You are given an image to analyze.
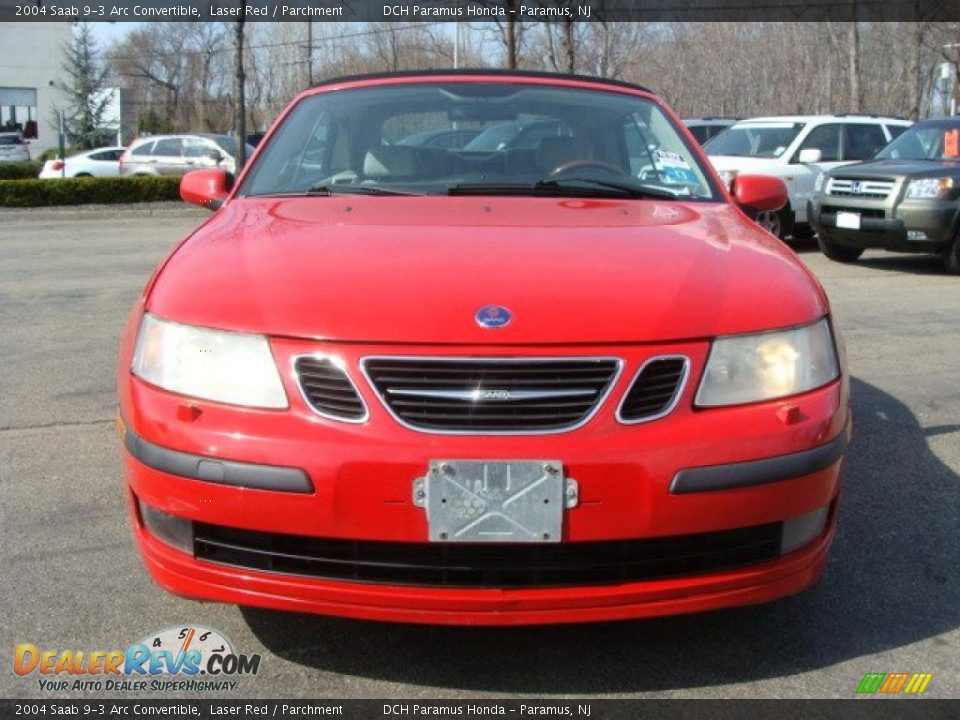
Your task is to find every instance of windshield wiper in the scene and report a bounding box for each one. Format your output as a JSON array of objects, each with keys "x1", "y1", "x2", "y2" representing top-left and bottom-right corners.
[
  {"x1": 447, "y1": 179, "x2": 682, "y2": 200},
  {"x1": 536, "y1": 177, "x2": 683, "y2": 200},
  {"x1": 244, "y1": 185, "x2": 419, "y2": 198},
  {"x1": 305, "y1": 184, "x2": 418, "y2": 196}
]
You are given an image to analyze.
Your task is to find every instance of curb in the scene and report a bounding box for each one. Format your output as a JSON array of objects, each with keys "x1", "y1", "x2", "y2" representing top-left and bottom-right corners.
[{"x1": 0, "y1": 202, "x2": 207, "y2": 223}]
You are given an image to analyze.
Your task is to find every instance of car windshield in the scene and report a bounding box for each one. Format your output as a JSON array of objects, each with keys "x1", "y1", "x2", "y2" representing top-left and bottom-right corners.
[
  {"x1": 239, "y1": 81, "x2": 720, "y2": 201},
  {"x1": 704, "y1": 122, "x2": 804, "y2": 158},
  {"x1": 874, "y1": 123, "x2": 960, "y2": 161}
]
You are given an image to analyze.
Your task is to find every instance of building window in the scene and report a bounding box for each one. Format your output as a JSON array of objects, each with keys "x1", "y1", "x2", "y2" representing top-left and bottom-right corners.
[{"x1": 0, "y1": 87, "x2": 39, "y2": 139}]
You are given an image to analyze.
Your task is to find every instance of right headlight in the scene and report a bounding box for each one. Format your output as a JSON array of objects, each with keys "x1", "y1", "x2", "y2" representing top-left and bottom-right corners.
[
  {"x1": 696, "y1": 318, "x2": 840, "y2": 407},
  {"x1": 131, "y1": 313, "x2": 288, "y2": 409},
  {"x1": 813, "y1": 172, "x2": 826, "y2": 193},
  {"x1": 905, "y1": 177, "x2": 954, "y2": 200}
]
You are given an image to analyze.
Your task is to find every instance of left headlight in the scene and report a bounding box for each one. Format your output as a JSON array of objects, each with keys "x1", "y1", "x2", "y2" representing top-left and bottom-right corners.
[
  {"x1": 131, "y1": 313, "x2": 288, "y2": 409},
  {"x1": 813, "y1": 172, "x2": 826, "y2": 193},
  {"x1": 905, "y1": 177, "x2": 955, "y2": 200},
  {"x1": 696, "y1": 318, "x2": 839, "y2": 407}
]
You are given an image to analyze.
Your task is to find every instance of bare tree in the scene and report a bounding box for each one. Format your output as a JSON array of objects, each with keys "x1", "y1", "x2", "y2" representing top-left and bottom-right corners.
[{"x1": 483, "y1": 2, "x2": 525, "y2": 69}]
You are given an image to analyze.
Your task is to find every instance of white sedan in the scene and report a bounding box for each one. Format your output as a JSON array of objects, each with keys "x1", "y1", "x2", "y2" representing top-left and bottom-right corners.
[{"x1": 39, "y1": 147, "x2": 125, "y2": 179}]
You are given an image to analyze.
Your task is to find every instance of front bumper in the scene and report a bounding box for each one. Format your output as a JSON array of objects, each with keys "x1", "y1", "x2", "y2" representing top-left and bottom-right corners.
[
  {"x1": 119, "y1": 338, "x2": 849, "y2": 625},
  {"x1": 809, "y1": 196, "x2": 958, "y2": 253},
  {"x1": 132, "y1": 501, "x2": 837, "y2": 625}
]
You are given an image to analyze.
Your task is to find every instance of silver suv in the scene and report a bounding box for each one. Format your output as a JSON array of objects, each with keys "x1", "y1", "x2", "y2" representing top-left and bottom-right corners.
[{"x1": 119, "y1": 134, "x2": 253, "y2": 176}]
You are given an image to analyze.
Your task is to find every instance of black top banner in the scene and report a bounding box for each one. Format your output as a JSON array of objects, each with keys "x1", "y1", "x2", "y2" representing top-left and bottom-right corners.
[{"x1": 2, "y1": 0, "x2": 960, "y2": 22}]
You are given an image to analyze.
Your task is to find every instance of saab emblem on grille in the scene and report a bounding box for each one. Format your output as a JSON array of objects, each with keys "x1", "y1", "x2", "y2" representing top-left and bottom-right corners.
[
  {"x1": 476, "y1": 304, "x2": 512, "y2": 329},
  {"x1": 476, "y1": 389, "x2": 512, "y2": 401}
]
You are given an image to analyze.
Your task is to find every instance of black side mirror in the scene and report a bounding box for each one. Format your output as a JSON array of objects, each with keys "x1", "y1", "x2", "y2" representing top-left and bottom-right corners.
[{"x1": 206, "y1": 149, "x2": 225, "y2": 163}]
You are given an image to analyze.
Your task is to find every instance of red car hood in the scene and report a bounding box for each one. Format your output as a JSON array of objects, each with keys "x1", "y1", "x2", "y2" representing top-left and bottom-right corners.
[{"x1": 148, "y1": 196, "x2": 827, "y2": 344}]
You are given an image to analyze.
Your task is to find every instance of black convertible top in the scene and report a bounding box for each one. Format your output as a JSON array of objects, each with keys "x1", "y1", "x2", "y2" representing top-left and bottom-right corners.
[{"x1": 311, "y1": 69, "x2": 655, "y2": 96}]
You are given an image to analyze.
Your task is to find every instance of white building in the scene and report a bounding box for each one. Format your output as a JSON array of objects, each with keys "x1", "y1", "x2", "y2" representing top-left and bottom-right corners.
[{"x1": 0, "y1": 22, "x2": 72, "y2": 155}]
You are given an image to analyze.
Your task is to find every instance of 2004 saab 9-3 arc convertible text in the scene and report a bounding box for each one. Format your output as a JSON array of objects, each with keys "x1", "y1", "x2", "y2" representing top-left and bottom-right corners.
[{"x1": 117, "y1": 71, "x2": 850, "y2": 626}]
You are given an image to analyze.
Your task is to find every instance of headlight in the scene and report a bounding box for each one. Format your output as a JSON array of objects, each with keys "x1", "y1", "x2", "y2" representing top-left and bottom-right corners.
[
  {"x1": 131, "y1": 313, "x2": 287, "y2": 409},
  {"x1": 905, "y1": 177, "x2": 955, "y2": 200},
  {"x1": 696, "y1": 318, "x2": 839, "y2": 407},
  {"x1": 813, "y1": 172, "x2": 826, "y2": 193},
  {"x1": 717, "y1": 169, "x2": 738, "y2": 189}
]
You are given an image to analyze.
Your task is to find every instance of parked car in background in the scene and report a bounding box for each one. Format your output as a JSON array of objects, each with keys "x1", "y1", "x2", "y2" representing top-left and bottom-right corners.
[
  {"x1": 809, "y1": 117, "x2": 960, "y2": 273},
  {"x1": 119, "y1": 70, "x2": 850, "y2": 626},
  {"x1": 706, "y1": 115, "x2": 911, "y2": 240},
  {"x1": 683, "y1": 117, "x2": 737, "y2": 145},
  {"x1": 39, "y1": 146, "x2": 124, "y2": 179},
  {"x1": 397, "y1": 128, "x2": 480, "y2": 150},
  {"x1": 0, "y1": 132, "x2": 30, "y2": 162},
  {"x1": 119, "y1": 134, "x2": 255, "y2": 177}
]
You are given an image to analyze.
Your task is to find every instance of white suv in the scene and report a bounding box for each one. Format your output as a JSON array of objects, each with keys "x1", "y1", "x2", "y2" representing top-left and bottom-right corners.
[{"x1": 705, "y1": 115, "x2": 911, "y2": 240}]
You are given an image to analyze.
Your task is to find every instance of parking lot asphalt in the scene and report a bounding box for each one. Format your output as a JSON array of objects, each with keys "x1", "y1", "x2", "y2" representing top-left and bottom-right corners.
[{"x1": 0, "y1": 204, "x2": 957, "y2": 700}]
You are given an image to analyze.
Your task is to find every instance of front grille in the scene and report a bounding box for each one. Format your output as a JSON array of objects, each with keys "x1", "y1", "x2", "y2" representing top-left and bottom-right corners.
[
  {"x1": 295, "y1": 356, "x2": 367, "y2": 421},
  {"x1": 822, "y1": 205, "x2": 886, "y2": 220},
  {"x1": 193, "y1": 521, "x2": 783, "y2": 588},
  {"x1": 827, "y1": 177, "x2": 896, "y2": 199},
  {"x1": 362, "y1": 357, "x2": 621, "y2": 433},
  {"x1": 618, "y1": 357, "x2": 688, "y2": 422}
]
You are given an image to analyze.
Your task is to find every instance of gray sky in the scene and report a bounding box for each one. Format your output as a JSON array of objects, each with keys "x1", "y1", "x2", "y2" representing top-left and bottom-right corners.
[{"x1": 91, "y1": 22, "x2": 140, "y2": 48}]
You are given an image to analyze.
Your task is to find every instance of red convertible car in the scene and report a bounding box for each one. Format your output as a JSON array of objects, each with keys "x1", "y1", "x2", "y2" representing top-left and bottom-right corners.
[{"x1": 117, "y1": 71, "x2": 849, "y2": 625}]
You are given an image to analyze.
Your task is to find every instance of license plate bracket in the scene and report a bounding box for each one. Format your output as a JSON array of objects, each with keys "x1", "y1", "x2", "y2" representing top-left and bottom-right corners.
[{"x1": 414, "y1": 460, "x2": 571, "y2": 543}]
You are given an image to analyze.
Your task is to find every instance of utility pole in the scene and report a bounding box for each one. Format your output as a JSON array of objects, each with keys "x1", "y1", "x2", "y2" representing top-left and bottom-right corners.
[
  {"x1": 306, "y1": 22, "x2": 313, "y2": 85},
  {"x1": 233, "y1": 14, "x2": 246, "y2": 174},
  {"x1": 848, "y1": 20, "x2": 861, "y2": 113},
  {"x1": 453, "y1": 22, "x2": 459, "y2": 69}
]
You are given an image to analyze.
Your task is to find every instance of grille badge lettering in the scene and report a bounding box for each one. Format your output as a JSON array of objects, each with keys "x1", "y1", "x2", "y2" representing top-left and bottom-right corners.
[{"x1": 386, "y1": 388, "x2": 596, "y2": 402}]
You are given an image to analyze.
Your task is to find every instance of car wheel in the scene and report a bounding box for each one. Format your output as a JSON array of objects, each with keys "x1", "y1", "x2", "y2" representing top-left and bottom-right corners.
[
  {"x1": 944, "y1": 235, "x2": 960, "y2": 274},
  {"x1": 754, "y1": 206, "x2": 793, "y2": 241},
  {"x1": 817, "y1": 235, "x2": 864, "y2": 263}
]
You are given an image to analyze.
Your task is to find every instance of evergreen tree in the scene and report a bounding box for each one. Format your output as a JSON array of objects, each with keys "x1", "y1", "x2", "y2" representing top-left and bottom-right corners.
[{"x1": 61, "y1": 23, "x2": 112, "y2": 149}]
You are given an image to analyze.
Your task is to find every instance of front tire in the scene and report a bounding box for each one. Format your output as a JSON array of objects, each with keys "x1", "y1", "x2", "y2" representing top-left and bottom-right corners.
[
  {"x1": 818, "y1": 234, "x2": 864, "y2": 263},
  {"x1": 944, "y1": 235, "x2": 960, "y2": 274},
  {"x1": 755, "y1": 206, "x2": 794, "y2": 241}
]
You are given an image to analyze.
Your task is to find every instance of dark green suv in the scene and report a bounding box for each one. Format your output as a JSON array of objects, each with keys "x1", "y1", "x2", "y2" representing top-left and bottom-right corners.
[{"x1": 809, "y1": 118, "x2": 960, "y2": 273}]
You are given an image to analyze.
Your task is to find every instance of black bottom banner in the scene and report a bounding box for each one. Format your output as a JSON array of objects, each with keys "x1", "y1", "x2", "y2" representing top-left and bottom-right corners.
[{"x1": 1, "y1": 699, "x2": 958, "y2": 720}]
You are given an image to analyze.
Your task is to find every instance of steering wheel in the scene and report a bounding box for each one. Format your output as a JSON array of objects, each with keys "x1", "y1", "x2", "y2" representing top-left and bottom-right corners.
[{"x1": 547, "y1": 159, "x2": 630, "y2": 179}]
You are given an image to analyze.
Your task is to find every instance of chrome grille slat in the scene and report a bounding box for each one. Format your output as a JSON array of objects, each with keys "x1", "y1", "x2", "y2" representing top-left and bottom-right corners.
[
  {"x1": 362, "y1": 357, "x2": 622, "y2": 434},
  {"x1": 372, "y1": 374, "x2": 614, "y2": 385},
  {"x1": 390, "y1": 399, "x2": 594, "y2": 410},
  {"x1": 826, "y1": 177, "x2": 896, "y2": 199}
]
